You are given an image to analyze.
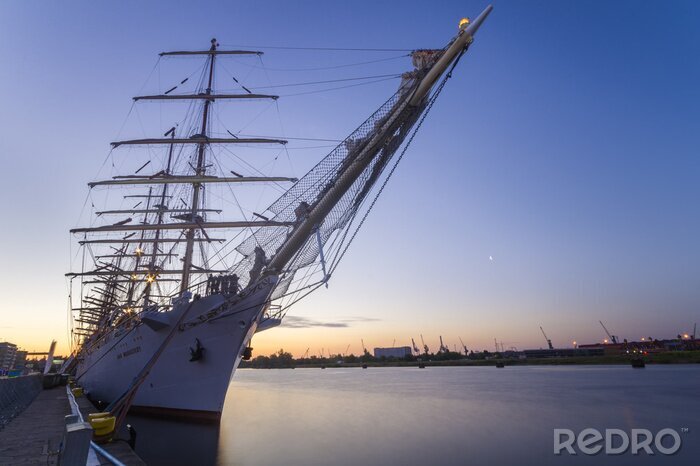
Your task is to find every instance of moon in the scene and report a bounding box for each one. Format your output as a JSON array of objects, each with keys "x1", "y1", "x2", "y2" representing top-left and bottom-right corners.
[{"x1": 489, "y1": 256, "x2": 493, "y2": 261}]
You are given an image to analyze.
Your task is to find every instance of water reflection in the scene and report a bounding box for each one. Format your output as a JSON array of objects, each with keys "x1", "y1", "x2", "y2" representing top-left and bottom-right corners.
[
  {"x1": 125, "y1": 414, "x2": 219, "y2": 466},
  {"x1": 125, "y1": 365, "x2": 700, "y2": 465}
]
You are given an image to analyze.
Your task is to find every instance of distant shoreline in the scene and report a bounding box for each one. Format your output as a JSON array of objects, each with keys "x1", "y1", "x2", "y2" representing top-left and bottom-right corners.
[{"x1": 240, "y1": 350, "x2": 700, "y2": 369}]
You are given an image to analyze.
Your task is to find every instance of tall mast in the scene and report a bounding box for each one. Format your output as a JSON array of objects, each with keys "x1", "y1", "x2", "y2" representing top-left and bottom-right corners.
[
  {"x1": 181, "y1": 38, "x2": 217, "y2": 294},
  {"x1": 124, "y1": 186, "x2": 154, "y2": 305},
  {"x1": 143, "y1": 127, "x2": 176, "y2": 306}
]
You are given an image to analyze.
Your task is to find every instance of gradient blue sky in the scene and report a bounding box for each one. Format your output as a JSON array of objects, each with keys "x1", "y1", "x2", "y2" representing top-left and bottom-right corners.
[{"x1": 0, "y1": 1, "x2": 698, "y2": 356}]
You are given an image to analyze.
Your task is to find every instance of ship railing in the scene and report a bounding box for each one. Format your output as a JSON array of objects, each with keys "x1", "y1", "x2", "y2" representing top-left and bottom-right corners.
[{"x1": 261, "y1": 304, "x2": 284, "y2": 321}]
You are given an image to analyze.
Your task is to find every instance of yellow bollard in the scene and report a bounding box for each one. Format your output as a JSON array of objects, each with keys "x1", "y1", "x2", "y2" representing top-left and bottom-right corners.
[
  {"x1": 89, "y1": 414, "x2": 116, "y2": 443},
  {"x1": 71, "y1": 387, "x2": 83, "y2": 398}
]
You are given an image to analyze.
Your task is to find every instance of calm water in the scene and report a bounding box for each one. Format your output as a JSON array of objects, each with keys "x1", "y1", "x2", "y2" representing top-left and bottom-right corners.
[{"x1": 129, "y1": 365, "x2": 700, "y2": 465}]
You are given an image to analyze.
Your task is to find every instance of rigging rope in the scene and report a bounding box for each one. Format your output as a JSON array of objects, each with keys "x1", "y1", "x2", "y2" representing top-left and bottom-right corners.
[
  {"x1": 107, "y1": 299, "x2": 196, "y2": 429},
  {"x1": 280, "y1": 76, "x2": 400, "y2": 97},
  {"x1": 246, "y1": 73, "x2": 402, "y2": 90},
  {"x1": 230, "y1": 54, "x2": 409, "y2": 72},
  {"x1": 327, "y1": 49, "x2": 467, "y2": 278},
  {"x1": 222, "y1": 44, "x2": 414, "y2": 52},
  {"x1": 270, "y1": 50, "x2": 468, "y2": 312}
]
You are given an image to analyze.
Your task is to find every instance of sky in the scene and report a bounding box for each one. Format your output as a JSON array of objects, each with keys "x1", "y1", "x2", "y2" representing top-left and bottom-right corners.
[{"x1": 0, "y1": 0, "x2": 698, "y2": 357}]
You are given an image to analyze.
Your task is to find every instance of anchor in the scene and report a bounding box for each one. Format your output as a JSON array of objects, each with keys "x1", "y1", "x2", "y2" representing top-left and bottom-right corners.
[{"x1": 189, "y1": 338, "x2": 205, "y2": 362}]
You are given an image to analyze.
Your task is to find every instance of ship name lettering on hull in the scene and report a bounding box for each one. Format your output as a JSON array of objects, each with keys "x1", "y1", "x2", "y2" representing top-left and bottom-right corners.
[{"x1": 117, "y1": 346, "x2": 141, "y2": 360}]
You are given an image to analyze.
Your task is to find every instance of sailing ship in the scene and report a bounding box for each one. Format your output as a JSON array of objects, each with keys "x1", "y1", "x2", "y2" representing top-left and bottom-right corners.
[{"x1": 65, "y1": 6, "x2": 492, "y2": 420}]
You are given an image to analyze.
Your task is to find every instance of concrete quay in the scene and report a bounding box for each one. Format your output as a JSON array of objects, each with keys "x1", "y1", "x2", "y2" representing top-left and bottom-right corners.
[{"x1": 0, "y1": 376, "x2": 146, "y2": 465}]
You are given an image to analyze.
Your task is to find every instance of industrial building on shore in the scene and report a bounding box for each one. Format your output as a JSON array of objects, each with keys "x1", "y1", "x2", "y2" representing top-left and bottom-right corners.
[{"x1": 374, "y1": 347, "x2": 412, "y2": 358}]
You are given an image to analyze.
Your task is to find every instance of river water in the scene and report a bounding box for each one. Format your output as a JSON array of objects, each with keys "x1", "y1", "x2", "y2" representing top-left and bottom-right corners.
[{"x1": 128, "y1": 365, "x2": 700, "y2": 465}]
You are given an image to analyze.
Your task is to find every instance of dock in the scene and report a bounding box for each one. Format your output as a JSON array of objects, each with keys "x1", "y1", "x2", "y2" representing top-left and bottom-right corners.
[
  {"x1": 0, "y1": 375, "x2": 145, "y2": 465},
  {"x1": 0, "y1": 385, "x2": 68, "y2": 465},
  {"x1": 68, "y1": 388, "x2": 146, "y2": 465}
]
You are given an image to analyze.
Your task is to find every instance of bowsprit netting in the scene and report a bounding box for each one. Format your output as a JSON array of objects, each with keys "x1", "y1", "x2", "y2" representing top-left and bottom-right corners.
[{"x1": 228, "y1": 51, "x2": 443, "y2": 300}]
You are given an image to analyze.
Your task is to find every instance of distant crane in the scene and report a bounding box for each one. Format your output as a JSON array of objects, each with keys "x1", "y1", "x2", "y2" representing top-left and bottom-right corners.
[
  {"x1": 439, "y1": 336, "x2": 449, "y2": 353},
  {"x1": 302, "y1": 348, "x2": 310, "y2": 359},
  {"x1": 459, "y1": 337, "x2": 468, "y2": 356},
  {"x1": 540, "y1": 326, "x2": 554, "y2": 350},
  {"x1": 599, "y1": 321, "x2": 619, "y2": 344},
  {"x1": 392, "y1": 338, "x2": 396, "y2": 348},
  {"x1": 361, "y1": 339, "x2": 369, "y2": 356},
  {"x1": 420, "y1": 334, "x2": 430, "y2": 355},
  {"x1": 344, "y1": 344, "x2": 350, "y2": 357},
  {"x1": 693, "y1": 323, "x2": 697, "y2": 340},
  {"x1": 494, "y1": 338, "x2": 499, "y2": 352},
  {"x1": 411, "y1": 338, "x2": 420, "y2": 355}
]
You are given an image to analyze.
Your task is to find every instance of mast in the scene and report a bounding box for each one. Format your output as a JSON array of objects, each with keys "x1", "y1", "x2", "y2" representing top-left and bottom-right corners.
[
  {"x1": 124, "y1": 186, "x2": 153, "y2": 305},
  {"x1": 111, "y1": 137, "x2": 286, "y2": 147},
  {"x1": 70, "y1": 220, "x2": 293, "y2": 234},
  {"x1": 88, "y1": 175, "x2": 296, "y2": 187},
  {"x1": 181, "y1": 38, "x2": 217, "y2": 294},
  {"x1": 142, "y1": 127, "x2": 176, "y2": 307},
  {"x1": 72, "y1": 40, "x2": 289, "y2": 302}
]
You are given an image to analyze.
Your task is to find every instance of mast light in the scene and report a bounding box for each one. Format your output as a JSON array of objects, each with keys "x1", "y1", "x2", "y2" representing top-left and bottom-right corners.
[{"x1": 459, "y1": 17, "x2": 471, "y2": 29}]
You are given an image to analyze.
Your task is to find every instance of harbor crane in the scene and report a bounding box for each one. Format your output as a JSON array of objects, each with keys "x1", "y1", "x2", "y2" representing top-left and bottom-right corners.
[
  {"x1": 302, "y1": 348, "x2": 310, "y2": 359},
  {"x1": 540, "y1": 326, "x2": 554, "y2": 350},
  {"x1": 361, "y1": 339, "x2": 369, "y2": 356},
  {"x1": 439, "y1": 336, "x2": 449, "y2": 353},
  {"x1": 411, "y1": 338, "x2": 420, "y2": 355},
  {"x1": 344, "y1": 344, "x2": 350, "y2": 357},
  {"x1": 420, "y1": 334, "x2": 430, "y2": 355},
  {"x1": 459, "y1": 337, "x2": 468, "y2": 356},
  {"x1": 599, "y1": 321, "x2": 619, "y2": 344}
]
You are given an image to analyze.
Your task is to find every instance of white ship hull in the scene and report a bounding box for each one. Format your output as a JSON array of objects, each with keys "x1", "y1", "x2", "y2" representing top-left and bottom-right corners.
[{"x1": 75, "y1": 276, "x2": 277, "y2": 421}]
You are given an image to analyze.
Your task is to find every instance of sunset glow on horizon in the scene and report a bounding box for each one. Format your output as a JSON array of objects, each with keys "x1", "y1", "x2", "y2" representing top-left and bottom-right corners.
[{"x1": 1, "y1": 0, "x2": 698, "y2": 359}]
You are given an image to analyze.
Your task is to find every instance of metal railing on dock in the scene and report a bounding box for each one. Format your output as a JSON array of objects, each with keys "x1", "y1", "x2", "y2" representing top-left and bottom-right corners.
[
  {"x1": 66, "y1": 386, "x2": 130, "y2": 466},
  {"x1": 0, "y1": 374, "x2": 42, "y2": 430}
]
